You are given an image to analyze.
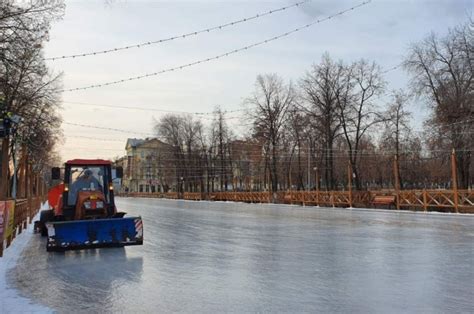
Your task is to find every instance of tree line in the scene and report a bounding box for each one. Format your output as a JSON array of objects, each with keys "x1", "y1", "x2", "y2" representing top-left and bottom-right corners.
[
  {"x1": 154, "y1": 19, "x2": 473, "y2": 193},
  {"x1": 1, "y1": 0, "x2": 64, "y2": 192}
]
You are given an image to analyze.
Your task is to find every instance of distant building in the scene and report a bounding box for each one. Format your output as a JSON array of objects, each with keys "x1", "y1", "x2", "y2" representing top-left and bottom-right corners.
[{"x1": 121, "y1": 138, "x2": 175, "y2": 193}]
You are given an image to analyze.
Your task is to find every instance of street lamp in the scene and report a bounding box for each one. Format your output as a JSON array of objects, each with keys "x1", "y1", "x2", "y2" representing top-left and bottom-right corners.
[{"x1": 313, "y1": 167, "x2": 319, "y2": 191}]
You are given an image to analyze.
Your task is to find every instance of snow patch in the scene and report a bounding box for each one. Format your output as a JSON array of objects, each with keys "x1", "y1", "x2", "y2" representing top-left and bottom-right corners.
[{"x1": 0, "y1": 202, "x2": 53, "y2": 314}]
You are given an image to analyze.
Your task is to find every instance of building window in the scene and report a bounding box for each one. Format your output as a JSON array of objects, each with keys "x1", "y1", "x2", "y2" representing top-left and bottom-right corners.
[
  {"x1": 145, "y1": 185, "x2": 149, "y2": 193},
  {"x1": 139, "y1": 185, "x2": 143, "y2": 192},
  {"x1": 151, "y1": 185, "x2": 156, "y2": 193}
]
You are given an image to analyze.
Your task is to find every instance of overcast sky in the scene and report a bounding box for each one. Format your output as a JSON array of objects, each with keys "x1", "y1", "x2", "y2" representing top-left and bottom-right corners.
[{"x1": 44, "y1": 0, "x2": 473, "y2": 161}]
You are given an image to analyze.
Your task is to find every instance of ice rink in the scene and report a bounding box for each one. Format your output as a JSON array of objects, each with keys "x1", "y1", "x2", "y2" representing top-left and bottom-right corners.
[{"x1": 6, "y1": 198, "x2": 474, "y2": 313}]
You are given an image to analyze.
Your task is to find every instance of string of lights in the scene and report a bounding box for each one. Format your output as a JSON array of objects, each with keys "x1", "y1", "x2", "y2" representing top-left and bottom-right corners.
[
  {"x1": 61, "y1": 0, "x2": 371, "y2": 93},
  {"x1": 46, "y1": 0, "x2": 312, "y2": 61},
  {"x1": 62, "y1": 100, "x2": 245, "y2": 116},
  {"x1": 381, "y1": 63, "x2": 403, "y2": 74}
]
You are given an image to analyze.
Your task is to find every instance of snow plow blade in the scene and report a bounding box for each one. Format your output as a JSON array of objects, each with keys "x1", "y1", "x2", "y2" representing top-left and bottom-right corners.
[{"x1": 46, "y1": 217, "x2": 143, "y2": 252}]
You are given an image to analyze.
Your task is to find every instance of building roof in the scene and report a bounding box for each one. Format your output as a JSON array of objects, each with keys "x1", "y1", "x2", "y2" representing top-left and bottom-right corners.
[
  {"x1": 125, "y1": 137, "x2": 171, "y2": 151},
  {"x1": 125, "y1": 138, "x2": 145, "y2": 150}
]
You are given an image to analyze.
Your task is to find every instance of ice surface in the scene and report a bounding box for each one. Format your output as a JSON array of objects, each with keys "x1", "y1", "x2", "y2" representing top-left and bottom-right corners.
[
  {"x1": 0, "y1": 203, "x2": 52, "y2": 314},
  {"x1": 6, "y1": 199, "x2": 474, "y2": 313}
]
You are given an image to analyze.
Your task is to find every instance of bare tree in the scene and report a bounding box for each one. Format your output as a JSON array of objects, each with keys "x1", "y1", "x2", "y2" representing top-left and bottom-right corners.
[
  {"x1": 300, "y1": 54, "x2": 342, "y2": 190},
  {"x1": 182, "y1": 114, "x2": 204, "y2": 192},
  {"x1": 284, "y1": 106, "x2": 309, "y2": 190},
  {"x1": 246, "y1": 74, "x2": 295, "y2": 198},
  {"x1": 337, "y1": 59, "x2": 386, "y2": 190},
  {"x1": 404, "y1": 20, "x2": 474, "y2": 188},
  {"x1": 210, "y1": 106, "x2": 232, "y2": 191},
  {"x1": 155, "y1": 114, "x2": 185, "y2": 194},
  {"x1": 154, "y1": 114, "x2": 208, "y2": 194},
  {"x1": 380, "y1": 90, "x2": 413, "y2": 188},
  {"x1": 0, "y1": 0, "x2": 64, "y2": 187}
]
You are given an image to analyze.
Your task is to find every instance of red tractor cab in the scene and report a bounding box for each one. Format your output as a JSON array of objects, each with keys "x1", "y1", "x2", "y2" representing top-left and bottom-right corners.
[{"x1": 38, "y1": 159, "x2": 143, "y2": 251}]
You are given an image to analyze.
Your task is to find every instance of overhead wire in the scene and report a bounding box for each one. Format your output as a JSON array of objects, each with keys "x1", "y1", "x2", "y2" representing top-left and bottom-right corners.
[
  {"x1": 62, "y1": 100, "x2": 244, "y2": 116},
  {"x1": 60, "y1": 137, "x2": 474, "y2": 156},
  {"x1": 62, "y1": 117, "x2": 473, "y2": 151},
  {"x1": 66, "y1": 135, "x2": 125, "y2": 142},
  {"x1": 63, "y1": 122, "x2": 155, "y2": 136}
]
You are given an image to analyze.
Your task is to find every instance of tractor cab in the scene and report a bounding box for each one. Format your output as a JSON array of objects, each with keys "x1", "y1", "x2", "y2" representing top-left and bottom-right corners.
[{"x1": 53, "y1": 160, "x2": 121, "y2": 220}]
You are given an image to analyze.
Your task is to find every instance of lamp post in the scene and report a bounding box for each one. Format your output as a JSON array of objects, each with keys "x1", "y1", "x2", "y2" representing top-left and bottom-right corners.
[{"x1": 313, "y1": 167, "x2": 319, "y2": 192}]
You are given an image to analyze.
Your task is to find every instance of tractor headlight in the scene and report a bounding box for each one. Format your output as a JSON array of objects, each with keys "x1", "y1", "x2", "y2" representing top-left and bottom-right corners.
[
  {"x1": 96, "y1": 201, "x2": 104, "y2": 208},
  {"x1": 84, "y1": 201, "x2": 91, "y2": 209}
]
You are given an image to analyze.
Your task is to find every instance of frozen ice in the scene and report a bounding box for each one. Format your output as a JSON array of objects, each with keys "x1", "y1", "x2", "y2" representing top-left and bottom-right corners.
[{"x1": 5, "y1": 198, "x2": 474, "y2": 312}]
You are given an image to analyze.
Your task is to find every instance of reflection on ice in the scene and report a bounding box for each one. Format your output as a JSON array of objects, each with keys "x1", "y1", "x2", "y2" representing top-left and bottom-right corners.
[
  {"x1": 10, "y1": 244, "x2": 143, "y2": 313},
  {"x1": 9, "y1": 199, "x2": 474, "y2": 313}
]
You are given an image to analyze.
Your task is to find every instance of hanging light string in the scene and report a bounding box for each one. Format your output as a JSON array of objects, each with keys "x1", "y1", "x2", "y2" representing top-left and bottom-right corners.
[
  {"x1": 61, "y1": 0, "x2": 371, "y2": 93},
  {"x1": 46, "y1": 0, "x2": 312, "y2": 61},
  {"x1": 381, "y1": 63, "x2": 402, "y2": 74},
  {"x1": 62, "y1": 100, "x2": 244, "y2": 115}
]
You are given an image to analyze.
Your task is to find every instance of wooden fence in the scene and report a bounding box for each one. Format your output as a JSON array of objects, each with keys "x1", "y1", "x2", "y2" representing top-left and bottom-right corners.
[
  {"x1": 117, "y1": 189, "x2": 474, "y2": 213},
  {"x1": 0, "y1": 195, "x2": 46, "y2": 257},
  {"x1": 0, "y1": 159, "x2": 48, "y2": 257}
]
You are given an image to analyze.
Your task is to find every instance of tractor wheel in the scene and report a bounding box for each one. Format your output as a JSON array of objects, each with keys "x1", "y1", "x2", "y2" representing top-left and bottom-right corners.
[{"x1": 39, "y1": 209, "x2": 54, "y2": 237}]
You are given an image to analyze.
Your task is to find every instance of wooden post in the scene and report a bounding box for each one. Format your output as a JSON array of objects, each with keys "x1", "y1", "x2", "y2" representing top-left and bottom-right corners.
[
  {"x1": 315, "y1": 168, "x2": 319, "y2": 192},
  {"x1": 348, "y1": 163, "x2": 353, "y2": 208},
  {"x1": 266, "y1": 171, "x2": 271, "y2": 203},
  {"x1": 422, "y1": 189, "x2": 428, "y2": 212},
  {"x1": 233, "y1": 177, "x2": 237, "y2": 202},
  {"x1": 315, "y1": 168, "x2": 320, "y2": 206},
  {"x1": 289, "y1": 165, "x2": 293, "y2": 205},
  {"x1": 451, "y1": 149, "x2": 459, "y2": 213},
  {"x1": 393, "y1": 156, "x2": 400, "y2": 210}
]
